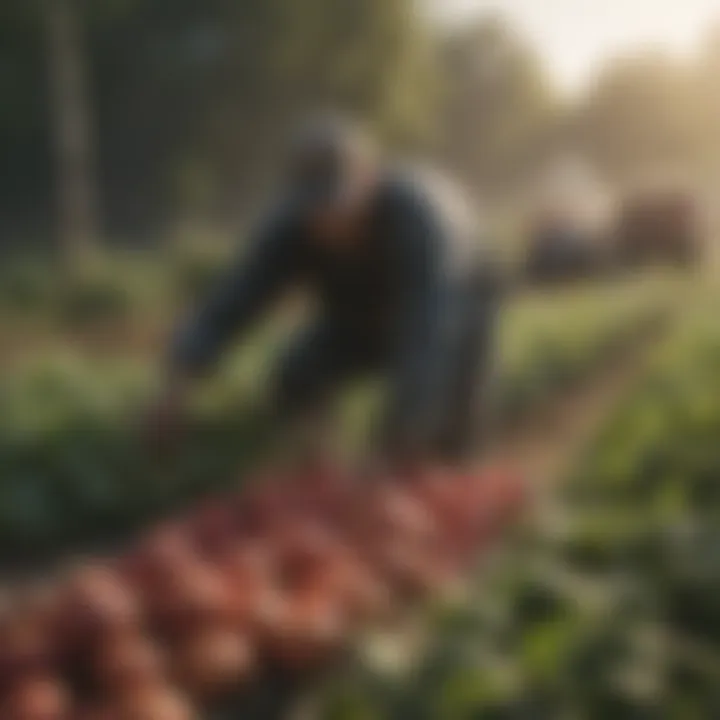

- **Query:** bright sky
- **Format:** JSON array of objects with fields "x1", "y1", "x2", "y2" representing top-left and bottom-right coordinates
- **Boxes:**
[{"x1": 435, "y1": 0, "x2": 720, "y2": 93}]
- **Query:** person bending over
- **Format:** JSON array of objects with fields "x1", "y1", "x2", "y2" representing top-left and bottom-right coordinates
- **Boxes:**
[{"x1": 149, "y1": 114, "x2": 502, "y2": 471}]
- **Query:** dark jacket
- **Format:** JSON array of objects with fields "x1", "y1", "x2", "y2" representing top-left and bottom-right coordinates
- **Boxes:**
[{"x1": 170, "y1": 166, "x2": 492, "y2": 454}]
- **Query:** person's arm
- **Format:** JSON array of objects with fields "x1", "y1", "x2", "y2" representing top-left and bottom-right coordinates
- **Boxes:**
[
  {"x1": 378, "y1": 187, "x2": 452, "y2": 465},
  {"x1": 169, "y1": 205, "x2": 300, "y2": 378},
  {"x1": 145, "y1": 206, "x2": 300, "y2": 454}
]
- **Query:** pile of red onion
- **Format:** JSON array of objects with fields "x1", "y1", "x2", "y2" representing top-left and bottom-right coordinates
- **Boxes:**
[{"x1": 0, "y1": 464, "x2": 526, "y2": 719}]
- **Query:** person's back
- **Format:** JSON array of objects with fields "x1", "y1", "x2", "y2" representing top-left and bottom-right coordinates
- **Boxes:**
[
  {"x1": 285, "y1": 162, "x2": 485, "y2": 336},
  {"x1": 151, "y1": 114, "x2": 501, "y2": 467}
]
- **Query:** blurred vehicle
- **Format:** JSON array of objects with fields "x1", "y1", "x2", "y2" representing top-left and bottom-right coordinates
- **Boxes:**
[
  {"x1": 613, "y1": 189, "x2": 703, "y2": 269},
  {"x1": 523, "y1": 158, "x2": 614, "y2": 285},
  {"x1": 524, "y1": 209, "x2": 612, "y2": 284}
]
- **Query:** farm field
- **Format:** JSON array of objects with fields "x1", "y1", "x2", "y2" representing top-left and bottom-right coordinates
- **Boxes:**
[
  {"x1": 0, "y1": 273, "x2": 677, "y2": 563},
  {"x1": 314, "y1": 282, "x2": 720, "y2": 720},
  {"x1": 0, "y1": 267, "x2": 714, "y2": 719},
  {"x1": 5, "y1": 0, "x2": 720, "y2": 715}
]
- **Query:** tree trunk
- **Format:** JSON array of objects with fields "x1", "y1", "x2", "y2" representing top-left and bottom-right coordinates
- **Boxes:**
[{"x1": 43, "y1": 0, "x2": 99, "y2": 264}]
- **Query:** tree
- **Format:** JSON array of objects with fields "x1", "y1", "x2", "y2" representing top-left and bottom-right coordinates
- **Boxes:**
[
  {"x1": 0, "y1": 0, "x2": 441, "y2": 244},
  {"x1": 0, "y1": 1, "x2": 51, "y2": 248},
  {"x1": 575, "y1": 51, "x2": 706, "y2": 188},
  {"x1": 78, "y1": 0, "x2": 439, "y2": 231},
  {"x1": 695, "y1": 27, "x2": 720, "y2": 179},
  {"x1": 187, "y1": 0, "x2": 440, "y2": 223},
  {"x1": 43, "y1": 0, "x2": 99, "y2": 261},
  {"x1": 438, "y1": 16, "x2": 558, "y2": 198}
]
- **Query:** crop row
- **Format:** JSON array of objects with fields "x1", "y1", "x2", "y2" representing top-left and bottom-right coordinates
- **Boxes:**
[
  {"x1": 0, "y1": 464, "x2": 525, "y2": 719},
  {"x1": 318, "y1": 291, "x2": 719, "y2": 719},
  {"x1": 0, "y1": 278, "x2": 672, "y2": 563},
  {"x1": 493, "y1": 276, "x2": 672, "y2": 427}
]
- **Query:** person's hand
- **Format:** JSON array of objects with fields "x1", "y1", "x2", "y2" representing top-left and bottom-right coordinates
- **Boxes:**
[{"x1": 143, "y1": 376, "x2": 191, "y2": 458}]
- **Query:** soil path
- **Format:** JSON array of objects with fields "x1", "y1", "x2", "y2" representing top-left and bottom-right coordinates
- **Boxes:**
[{"x1": 483, "y1": 325, "x2": 662, "y2": 490}]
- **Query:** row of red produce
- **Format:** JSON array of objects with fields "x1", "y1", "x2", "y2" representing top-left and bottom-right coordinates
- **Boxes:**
[{"x1": 0, "y1": 463, "x2": 527, "y2": 719}]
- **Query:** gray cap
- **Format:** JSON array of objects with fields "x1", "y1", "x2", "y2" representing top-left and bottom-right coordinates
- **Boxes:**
[{"x1": 285, "y1": 113, "x2": 377, "y2": 211}]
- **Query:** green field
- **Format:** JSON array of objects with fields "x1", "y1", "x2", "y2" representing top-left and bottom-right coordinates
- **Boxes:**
[
  {"x1": 315, "y1": 283, "x2": 720, "y2": 719},
  {"x1": 0, "y1": 273, "x2": 677, "y2": 561},
  {"x1": 0, "y1": 264, "x2": 717, "y2": 718}
]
